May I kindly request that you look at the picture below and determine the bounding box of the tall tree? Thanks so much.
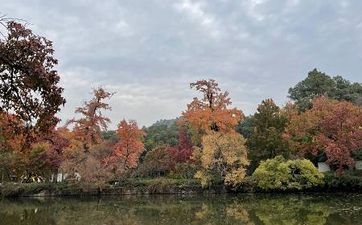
[111,120,145,170]
[0,21,65,136]
[246,99,289,169]
[67,88,112,152]
[285,97,362,173]
[289,69,362,111]
[180,79,243,144]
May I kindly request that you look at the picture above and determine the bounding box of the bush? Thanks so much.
[252,156,324,191]
[323,173,362,191]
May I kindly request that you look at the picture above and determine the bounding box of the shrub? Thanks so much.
[323,173,362,191]
[168,163,196,179]
[252,156,324,191]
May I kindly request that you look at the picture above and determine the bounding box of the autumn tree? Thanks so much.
[246,99,289,170]
[167,128,193,164]
[0,20,67,181]
[0,112,26,181]
[66,87,112,152]
[285,97,362,173]
[110,119,145,170]
[0,21,65,138]
[60,88,113,186]
[289,69,362,111]
[59,124,117,189]
[137,145,173,177]
[180,79,243,144]
[60,144,113,191]
[193,132,249,188]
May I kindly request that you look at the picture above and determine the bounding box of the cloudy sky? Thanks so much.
[2,0,362,128]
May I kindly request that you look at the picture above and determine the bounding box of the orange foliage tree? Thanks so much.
[60,88,113,187]
[285,97,362,173]
[180,79,243,144]
[110,120,145,170]
[66,88,112,152]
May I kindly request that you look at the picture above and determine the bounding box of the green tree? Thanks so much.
[235,115,254,139]
[288,69,362,111]
[246,99,289,170]
[143,119,179,152]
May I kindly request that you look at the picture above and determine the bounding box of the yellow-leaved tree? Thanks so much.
[193,132,249,188]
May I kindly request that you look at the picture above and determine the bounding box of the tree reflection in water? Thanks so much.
[0,194,362,225]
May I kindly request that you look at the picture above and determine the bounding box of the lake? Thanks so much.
[1,193,362,225]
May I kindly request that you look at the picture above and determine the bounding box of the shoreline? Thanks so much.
[1,176,362,198]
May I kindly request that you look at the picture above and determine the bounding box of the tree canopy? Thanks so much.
[180,79,243,144]
[0,21,65,136]
[289,69,362,111]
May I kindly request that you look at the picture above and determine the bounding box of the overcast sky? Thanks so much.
[2,0,362,128]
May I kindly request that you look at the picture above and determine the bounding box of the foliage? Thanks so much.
[352,150,362,161]
[60,143,113,191]
[66,87,112,152]
[101,130,119,143]
[252,156,324,191]
[137,145,173,177]
[323,173,362,191]
[180,79,243,144]
[246,99,289,169]
[168,163,197,179]
[167,128,193,164]
[109,119,145,170]
[0,114,70,182]
[143,119,179,152]
[285,97,362,173]
[193,132,249,188]
[289,69,362,111]
[235,115,254,139]
[0,21,65,135]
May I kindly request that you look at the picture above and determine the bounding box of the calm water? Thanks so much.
[1,193,362,225]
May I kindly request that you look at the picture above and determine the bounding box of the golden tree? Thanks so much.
[194,132,249,188]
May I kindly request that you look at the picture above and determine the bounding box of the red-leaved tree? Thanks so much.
[167,128,193,165]
[285,97,362,173]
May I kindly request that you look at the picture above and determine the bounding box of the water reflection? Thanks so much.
[1,194,362,225]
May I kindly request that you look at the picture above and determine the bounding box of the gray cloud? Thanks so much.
[2,0,362,128]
